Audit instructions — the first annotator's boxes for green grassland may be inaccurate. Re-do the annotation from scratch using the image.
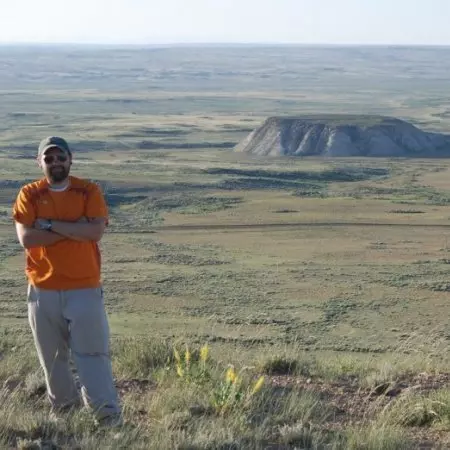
[0,45,449,448]
[1,151,450,448]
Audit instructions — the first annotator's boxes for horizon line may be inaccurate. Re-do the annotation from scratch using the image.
[1,41,450,49]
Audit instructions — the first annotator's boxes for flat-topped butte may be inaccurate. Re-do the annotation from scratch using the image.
[235,115,450,157]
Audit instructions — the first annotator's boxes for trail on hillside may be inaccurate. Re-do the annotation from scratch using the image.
[119,221,450,233]
[2,221,450,235]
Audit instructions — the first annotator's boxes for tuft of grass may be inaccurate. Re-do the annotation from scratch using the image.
[380,389,450,430]
[112,337,174,379]
[278,421,327,448]
[343,423,412,450]
[0,351,38,386]
[259,357,301,376]
[313,355,371,382]
[312,353,444,388]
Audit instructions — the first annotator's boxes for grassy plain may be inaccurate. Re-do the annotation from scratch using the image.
[0,45,449,448]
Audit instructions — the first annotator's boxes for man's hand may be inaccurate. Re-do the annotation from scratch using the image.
[34,216,88,230]
[29,216,105,243]
[15,222,65,249]
[51,217,106,242]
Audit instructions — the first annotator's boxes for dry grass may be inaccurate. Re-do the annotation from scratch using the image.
[2,336,448,449]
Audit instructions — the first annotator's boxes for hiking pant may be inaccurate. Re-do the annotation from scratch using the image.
[27,285,120,419]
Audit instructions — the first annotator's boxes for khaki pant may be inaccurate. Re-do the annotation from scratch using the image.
[27,285,120,419]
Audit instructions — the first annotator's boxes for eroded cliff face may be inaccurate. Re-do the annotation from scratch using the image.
[234,116,450,157]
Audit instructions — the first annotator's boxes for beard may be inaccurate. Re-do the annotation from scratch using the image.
[48,166,69,183]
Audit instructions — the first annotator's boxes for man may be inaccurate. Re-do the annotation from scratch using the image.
[12,136,121,426]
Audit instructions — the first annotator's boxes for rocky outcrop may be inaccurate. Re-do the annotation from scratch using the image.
[234,115,450,157]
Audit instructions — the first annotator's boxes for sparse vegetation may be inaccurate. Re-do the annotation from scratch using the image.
[381,388,450,428]
[0,337,448,448]
[204,167,390,181]
[1,45,450,448]
[2,154,450,447]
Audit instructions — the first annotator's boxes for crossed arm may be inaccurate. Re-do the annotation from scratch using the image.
[15,217,106,249]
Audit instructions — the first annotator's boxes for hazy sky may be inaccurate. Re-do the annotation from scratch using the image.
[1,0,450,45]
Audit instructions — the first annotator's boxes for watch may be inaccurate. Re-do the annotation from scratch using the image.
[43,220,53,231]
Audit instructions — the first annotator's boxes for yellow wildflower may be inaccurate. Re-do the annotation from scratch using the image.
[226,367,237,384]
[176,364,184,377]
[185,346,191,365]
[251,376,265,395]
[173,347,181,363]
[200,344,209,363]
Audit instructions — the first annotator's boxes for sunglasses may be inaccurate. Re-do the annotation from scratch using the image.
[43,154,68,164]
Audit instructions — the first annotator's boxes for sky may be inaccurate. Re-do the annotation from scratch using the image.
[1,0,450,46]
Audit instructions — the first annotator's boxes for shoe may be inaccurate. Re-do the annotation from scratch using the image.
[95,414,124,429]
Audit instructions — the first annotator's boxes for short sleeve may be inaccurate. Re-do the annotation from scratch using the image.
[12,188,36,227]
[85,183,109,224]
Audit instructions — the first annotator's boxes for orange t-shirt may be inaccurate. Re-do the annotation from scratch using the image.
[12,176,109,290]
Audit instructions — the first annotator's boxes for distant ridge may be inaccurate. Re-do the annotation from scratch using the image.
[235,115,450,157]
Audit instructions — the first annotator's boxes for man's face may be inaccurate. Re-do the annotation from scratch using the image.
[38,147,71,183]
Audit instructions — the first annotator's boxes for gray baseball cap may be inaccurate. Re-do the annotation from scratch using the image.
[38,136,71,157]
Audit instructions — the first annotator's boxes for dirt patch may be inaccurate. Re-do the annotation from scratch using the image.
[269,372,450,449]
[116,378,156,396]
